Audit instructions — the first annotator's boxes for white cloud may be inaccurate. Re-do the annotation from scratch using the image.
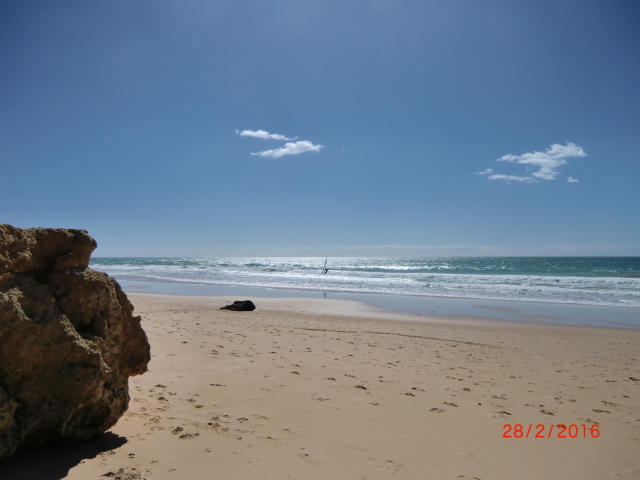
[488,174,536,183]
[252,140,323,158]
[475,168,493,175]
[236,128,323,159]
[235,129,291,141]
[567,177,579,183]
[481,142,586,183]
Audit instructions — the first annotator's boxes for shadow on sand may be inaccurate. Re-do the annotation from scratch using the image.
[0,432,127,480]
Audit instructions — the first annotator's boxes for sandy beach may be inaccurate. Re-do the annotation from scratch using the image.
[2,293,639,480]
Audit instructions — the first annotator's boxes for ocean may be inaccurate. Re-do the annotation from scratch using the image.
[90,257,640,309]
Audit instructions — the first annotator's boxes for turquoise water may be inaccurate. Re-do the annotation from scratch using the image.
[91,257,640,308]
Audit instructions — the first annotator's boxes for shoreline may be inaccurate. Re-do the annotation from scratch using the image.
[114,276,640,330]
[3,292,637,479]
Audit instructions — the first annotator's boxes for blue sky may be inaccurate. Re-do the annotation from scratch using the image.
[1,0,639,256]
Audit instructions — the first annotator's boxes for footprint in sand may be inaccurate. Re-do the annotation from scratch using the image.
[100,467,144,480]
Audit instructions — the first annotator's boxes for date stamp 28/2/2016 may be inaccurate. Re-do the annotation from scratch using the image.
[503,424,600,438]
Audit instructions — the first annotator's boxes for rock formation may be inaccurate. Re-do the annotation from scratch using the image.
[220,300,256,311]
[0,224,150,459]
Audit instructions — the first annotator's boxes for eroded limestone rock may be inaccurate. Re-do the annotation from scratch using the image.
[0,224,150,459]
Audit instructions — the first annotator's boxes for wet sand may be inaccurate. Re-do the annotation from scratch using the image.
[2,293,639,479]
